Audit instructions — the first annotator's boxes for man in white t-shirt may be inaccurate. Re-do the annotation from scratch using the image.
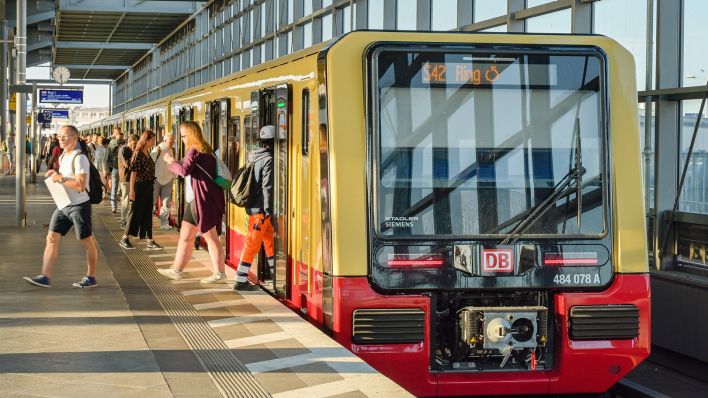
[151,133,176,230]
[23,125,99,289]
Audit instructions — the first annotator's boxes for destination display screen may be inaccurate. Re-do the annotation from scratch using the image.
[421,60,558,86]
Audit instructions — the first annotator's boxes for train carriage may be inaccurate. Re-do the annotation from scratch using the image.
[98,31,650,397]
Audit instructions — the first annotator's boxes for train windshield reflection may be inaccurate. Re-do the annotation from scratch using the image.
[373,48,607,238]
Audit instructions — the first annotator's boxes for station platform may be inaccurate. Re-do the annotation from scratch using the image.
[0,176,411,398]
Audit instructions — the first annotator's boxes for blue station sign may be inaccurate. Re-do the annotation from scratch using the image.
[47,109,69,118]
[39,89,83,104]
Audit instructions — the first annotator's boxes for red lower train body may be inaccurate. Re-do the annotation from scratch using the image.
[225,227,649,397]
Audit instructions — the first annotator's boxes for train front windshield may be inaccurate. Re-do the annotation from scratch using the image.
[373,47,607,239]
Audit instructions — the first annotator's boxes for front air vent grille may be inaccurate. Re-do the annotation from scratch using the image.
[352,308,425,344]
[569,305,639,340]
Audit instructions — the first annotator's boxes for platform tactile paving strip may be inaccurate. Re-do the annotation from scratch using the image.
[98,209,411,398]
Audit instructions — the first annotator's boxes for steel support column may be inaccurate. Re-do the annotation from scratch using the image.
[0,19,7,143]
[29,82,35,183]
[644,0,655,233]
[571,0,592,34]
[383,0,395,30]
[653,0,682,269]
[355,0,367,29]
[417,0,431,31]
[15,0,26,226]
[507,0,525,32]
[457,0,473,27]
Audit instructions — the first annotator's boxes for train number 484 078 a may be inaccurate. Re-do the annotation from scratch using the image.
[553,273,601,285]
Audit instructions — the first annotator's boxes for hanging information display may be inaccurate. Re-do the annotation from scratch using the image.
[39,89,83,104]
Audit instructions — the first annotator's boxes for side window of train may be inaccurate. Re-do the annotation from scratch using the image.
[302,89,310,156]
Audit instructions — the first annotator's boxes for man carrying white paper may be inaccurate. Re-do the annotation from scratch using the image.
[23,125,99,289]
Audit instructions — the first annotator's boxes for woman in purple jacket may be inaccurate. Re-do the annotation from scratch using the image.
[158,121,227,283]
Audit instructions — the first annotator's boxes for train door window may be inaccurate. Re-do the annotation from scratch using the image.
[228,116,241,174]
[209,101,220,150]
[301,89,309,156]
[244,114,252,158]
[204,103,211,147]
[218,100,230,161]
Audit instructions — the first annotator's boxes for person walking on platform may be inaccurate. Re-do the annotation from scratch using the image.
[47,136,61,171]
[119,130,162,251]
[5,132,15,175]
[93,136,109,198]
[233,125,275,291]
[107,128,125,213]
[151,133,176,230]
[158,121,226,284]
[23,125,99,288]
[25,138,31,173]
[118,134,138,229]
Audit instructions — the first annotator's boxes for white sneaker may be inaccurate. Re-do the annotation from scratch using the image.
[201,272,226,284]
[158,268,183,280]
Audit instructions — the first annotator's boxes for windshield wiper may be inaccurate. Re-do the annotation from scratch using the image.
[500,118,586,245]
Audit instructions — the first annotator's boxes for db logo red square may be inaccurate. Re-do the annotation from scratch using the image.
[482,249,514,273]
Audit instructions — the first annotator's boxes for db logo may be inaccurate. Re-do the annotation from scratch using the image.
[482,249,514,273]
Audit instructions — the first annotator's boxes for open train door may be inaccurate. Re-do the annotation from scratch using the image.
[273,84,291,299]
[250,86,291,299]
[175,107,194,226]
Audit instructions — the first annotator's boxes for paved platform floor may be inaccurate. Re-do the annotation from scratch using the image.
[0,176,410,398]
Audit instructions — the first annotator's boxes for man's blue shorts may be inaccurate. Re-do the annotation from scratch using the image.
[49,201,92,240]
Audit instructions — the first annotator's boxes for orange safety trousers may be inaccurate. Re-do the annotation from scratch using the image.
[239,214,275,265]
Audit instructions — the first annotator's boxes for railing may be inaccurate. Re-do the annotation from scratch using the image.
[671,211,708,273]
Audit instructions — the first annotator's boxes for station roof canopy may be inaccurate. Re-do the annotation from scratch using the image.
[54,0,203,80]
[6,0,204,81]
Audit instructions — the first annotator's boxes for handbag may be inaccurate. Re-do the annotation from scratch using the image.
[213,154,232,189]
[195,153,232,190]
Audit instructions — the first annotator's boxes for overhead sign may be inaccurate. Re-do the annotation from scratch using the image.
[39,108,69,119]
[38,110,52,124]
[39,89,83,104]
[9,93,16,111]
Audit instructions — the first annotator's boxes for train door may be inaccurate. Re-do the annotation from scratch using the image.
[175,107,194,225]
[250,86,290,298]
[206,99,229,158]
[225,116,241,263]
[295,88,311,308]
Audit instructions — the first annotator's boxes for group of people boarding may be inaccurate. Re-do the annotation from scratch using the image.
[23,121,275,292]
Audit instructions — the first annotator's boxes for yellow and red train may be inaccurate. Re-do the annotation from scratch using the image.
[85,31,650,396]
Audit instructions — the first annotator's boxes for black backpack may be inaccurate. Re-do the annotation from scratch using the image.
[107,138,125,169]
[65,151,104,205]
[229,162,257,207]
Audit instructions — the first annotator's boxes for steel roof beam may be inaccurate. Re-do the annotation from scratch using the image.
[62,64,130,70]
[55,41,155,50]
[27,10,55,26]
[27,40,53,52]
[57,0,201,14]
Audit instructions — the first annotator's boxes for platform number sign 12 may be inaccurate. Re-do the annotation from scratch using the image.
[481,249,514,273]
